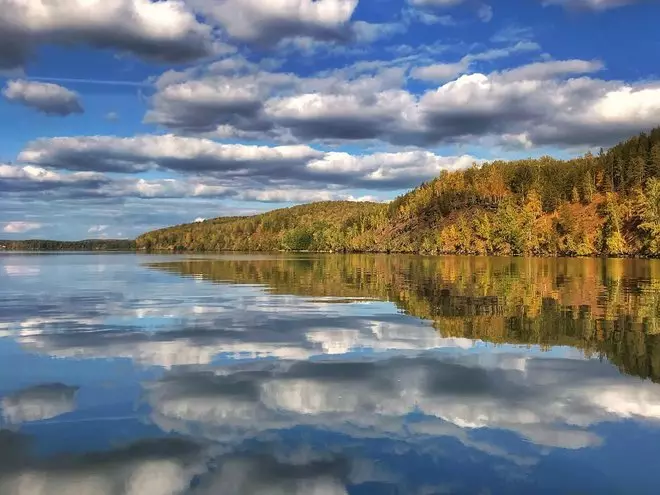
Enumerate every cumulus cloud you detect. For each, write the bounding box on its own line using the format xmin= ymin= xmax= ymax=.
xmin=16 ymin=134 xmax=479 ymax=190
xmin=144 ymin=57 xmax=408 ymax=137
xmin=2 ymin=221 xmax=42 ymax=233
xmin=0 ymin=163 xmax=108 ymax=194
xmin=0 ymin=162 xmax=395 ymax=204
xmin=0 ymin=0 xmax=217 ymax=70
xmin=0 ymin=162 xmax=228 ymax=201
xmin=142 ymin=52 xmax=659 ymax=150
xmin=3 ymin=80 xmax=83 ymax=116
xmin=306 ymin=151 xmax=481 ymax=188
xmin=18 ymin=134 xmax=321 ymax=175
xmin=1 ymin=383 xmax=78 ymax=424
xmin=190 ymin=0 xmax=359 ymax=45
xmin=419 ymin=71 xmax=660 ymax=148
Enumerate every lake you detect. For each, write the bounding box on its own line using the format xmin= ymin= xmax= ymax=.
xmin=1 ymin=253 xmax=660 ymax=494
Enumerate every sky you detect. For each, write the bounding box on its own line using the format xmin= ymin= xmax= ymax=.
xmin=1 ymin=0 xmax=659 ymax=240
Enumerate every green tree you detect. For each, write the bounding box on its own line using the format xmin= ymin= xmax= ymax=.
xmin=601 ymin=193 xmax=627 ymax=255
xmin=282 ymin=227 xmax=314 ymax=251
xmin=637 ymin=179 xmax=660 ymax=255
xmin=650 ymin=143 xmax=660 ymax=179
xmin=582 ymin=170 xmax=594 ymax=204
xmin=571 ymin=186 xmax=580 ymax=204
xmin=630 ymin=156 xmax=646 ymax=189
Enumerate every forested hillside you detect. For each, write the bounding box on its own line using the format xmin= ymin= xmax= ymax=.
xmin=0 ymin=239 xmax=136 ymax=251
xmin=137 ymin=128 xmax=660 ymax=257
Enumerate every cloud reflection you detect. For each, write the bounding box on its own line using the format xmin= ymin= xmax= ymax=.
xmin=146 ymin=353 xmax=660 ymax=456
xmin=0 ymin=435 xmax=204 ymax=495
xmin=1 ymin=383 xmax=78 ymax=425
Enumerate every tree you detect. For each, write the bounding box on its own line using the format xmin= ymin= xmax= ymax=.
xmin=650 ymin=143 xmax=660 ymax=179
xmin=601 ymin=193 xmax=627 ymax=255
xmin=473 ymin=213 xmax=495 ymax=254
xmin=629 ymin=156 xmax=646 ymax=189
xmin=637 ymin=179 xmax=660 ymax=255
xmin=571 ymin=186 xmax=580 ymax=204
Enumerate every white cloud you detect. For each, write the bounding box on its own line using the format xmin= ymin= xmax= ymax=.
xmin=306 ymin=151 xmax=480 ymax=187
xmin=190 ymin=0 xmax=359 ymax=45
xmin=87 ymin=225 xmax=108 ymax=233
xmin=411 ymin=61 xmax=471 ymax=82
xmin=2 ymin=221 xmax=42 ymax=233
xmin=497 ymin=59 xmax=604 ymax=81
xmin=0 ymin=0 xmax=217 ymax=69
xmin=12 ymin=52 xmax=660 ymax=161
xmin=3 ymin=80 xmax=83 ymax=116
xmin=15 ymin=134 xmax=481 ymax=191
xmin=18 ymin=134 xmax=323 ymax=174
xmin=411 ymin=41 xmax=541 ymax=82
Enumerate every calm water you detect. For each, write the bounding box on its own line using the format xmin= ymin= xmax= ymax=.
xmin=1 ymin=253 xmax=660 ymax=495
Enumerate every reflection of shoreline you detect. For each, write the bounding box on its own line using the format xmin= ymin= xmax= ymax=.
xmin=146 ymin=255 xmax=660 ymax=382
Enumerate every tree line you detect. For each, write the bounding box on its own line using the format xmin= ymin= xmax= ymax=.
xmin=137 ymin=127 xmax=660 ymax=258
xmin=0 ymin=239 xmax=136 ymax=251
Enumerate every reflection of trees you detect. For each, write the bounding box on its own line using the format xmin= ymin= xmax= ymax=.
xmin=147 ymin=255 xmax=660 ymax=382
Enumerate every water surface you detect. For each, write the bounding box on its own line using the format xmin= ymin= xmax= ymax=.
xmin=1 ymin=253 xmax=660 ymax=494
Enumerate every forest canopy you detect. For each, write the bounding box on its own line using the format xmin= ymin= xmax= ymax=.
xmin=138 ymin=127 xmax=660 ymax=258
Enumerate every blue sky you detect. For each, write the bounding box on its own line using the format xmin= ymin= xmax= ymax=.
xmin=1 ymin=0 xmax=659 ymax=240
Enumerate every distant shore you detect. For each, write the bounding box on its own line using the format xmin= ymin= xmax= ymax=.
xmin=0 ymin=239 xmax=136 ymax=251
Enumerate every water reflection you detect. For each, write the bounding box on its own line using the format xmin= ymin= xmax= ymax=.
xmin=149 ymin=255 xmax=660 ymax=382
xmin=0 ymin=253 xmax=659 ymax=494
xmin=1 ymin=384 xmax=78 ymax=425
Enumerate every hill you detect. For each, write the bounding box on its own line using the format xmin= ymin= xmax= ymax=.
xmin=137 ymin=128 xmax=660 ymax=257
